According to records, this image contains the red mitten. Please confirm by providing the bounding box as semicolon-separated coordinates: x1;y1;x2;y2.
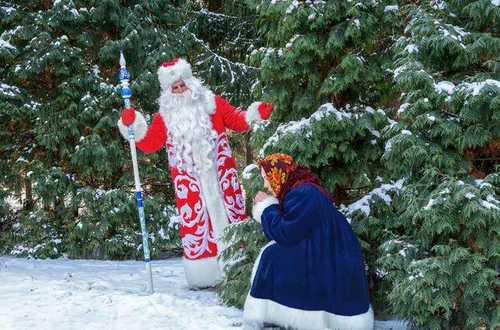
121;108;136;126
258;103;273;120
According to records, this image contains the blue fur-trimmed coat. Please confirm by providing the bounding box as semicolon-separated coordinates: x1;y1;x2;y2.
244;183;374;330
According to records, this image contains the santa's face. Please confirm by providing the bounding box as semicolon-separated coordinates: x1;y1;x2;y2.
171;79;189;95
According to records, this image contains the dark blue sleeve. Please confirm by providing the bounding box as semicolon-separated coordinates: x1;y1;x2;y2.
260;185;323;246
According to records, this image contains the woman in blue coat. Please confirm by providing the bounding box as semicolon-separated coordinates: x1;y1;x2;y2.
244;154;373;330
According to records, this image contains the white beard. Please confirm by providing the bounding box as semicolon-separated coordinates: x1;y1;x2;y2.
159;78;217;176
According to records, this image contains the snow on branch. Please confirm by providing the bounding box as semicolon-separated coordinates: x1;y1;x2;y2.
0;6;16;15
179;24;258;84
344;179;405;218
434;79;500;97
0;38;16;50
0;83;21;97
191;8;240;20
259;103;357;157
242;164;259;180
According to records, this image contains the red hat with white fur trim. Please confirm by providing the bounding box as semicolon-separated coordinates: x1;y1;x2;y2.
157;58;193;91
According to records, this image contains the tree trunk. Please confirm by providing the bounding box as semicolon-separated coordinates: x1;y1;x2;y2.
207;0;224;12
24;177;33;210
245;133;253;166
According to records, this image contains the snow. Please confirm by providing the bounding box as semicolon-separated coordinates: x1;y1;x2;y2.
481;195;499;210
438;23;469;42
401;130;412;135
384;137;395;153
0;83;20;97
481;200;498;210
95;188;119;199
285;0;300;14
80;92;94;103
397;103;410;114
1;6;16;14
384;5;399;12
474;179;492;189
424;198;436;210
0;38;15;50
460;79;500;96
283;0;325;14
242;164;258;180
158;227;169;240
346;180;405;217
10;244;51;256
368;127;381;138
439;188;450;195
492;0;499;6
464;192;475;199
0;257;242;330
285;34;301;49
0;257;408;330
403;44;418;54
169;213;181;228
5;196;22;211
431;0;447;10
259;103;354;157
434;79;500;97
434;81;455;95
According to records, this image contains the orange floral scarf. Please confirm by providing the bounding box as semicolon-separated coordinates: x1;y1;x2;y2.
259;153;335;204
258;153;297;198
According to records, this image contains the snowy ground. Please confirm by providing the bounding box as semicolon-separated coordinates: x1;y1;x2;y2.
0;257;242;330
0;257;408;330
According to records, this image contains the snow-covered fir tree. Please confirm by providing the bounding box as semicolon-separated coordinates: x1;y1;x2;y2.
0;0;188;258
378;1;499;328
0;0;258;259
219;1;499;329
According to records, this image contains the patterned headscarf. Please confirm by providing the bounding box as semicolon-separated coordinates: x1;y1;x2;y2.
258;153;297;198
259;153;336;204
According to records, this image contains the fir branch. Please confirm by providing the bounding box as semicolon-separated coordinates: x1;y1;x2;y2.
180;22;259;72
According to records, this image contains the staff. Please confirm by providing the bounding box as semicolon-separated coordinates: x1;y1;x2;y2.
118;52;154;294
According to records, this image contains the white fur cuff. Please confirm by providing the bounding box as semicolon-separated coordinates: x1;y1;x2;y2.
117;111;147;142
252;196;279;223
245;102;263;125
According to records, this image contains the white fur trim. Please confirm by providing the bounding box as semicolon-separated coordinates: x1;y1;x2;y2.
244;296;374;330
250;241;276;283
183;256;223;288
157;59;193;91
252;196;279;223
206;91;216;114
117;111;147;142
195;155;229;241
245;102;263;125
